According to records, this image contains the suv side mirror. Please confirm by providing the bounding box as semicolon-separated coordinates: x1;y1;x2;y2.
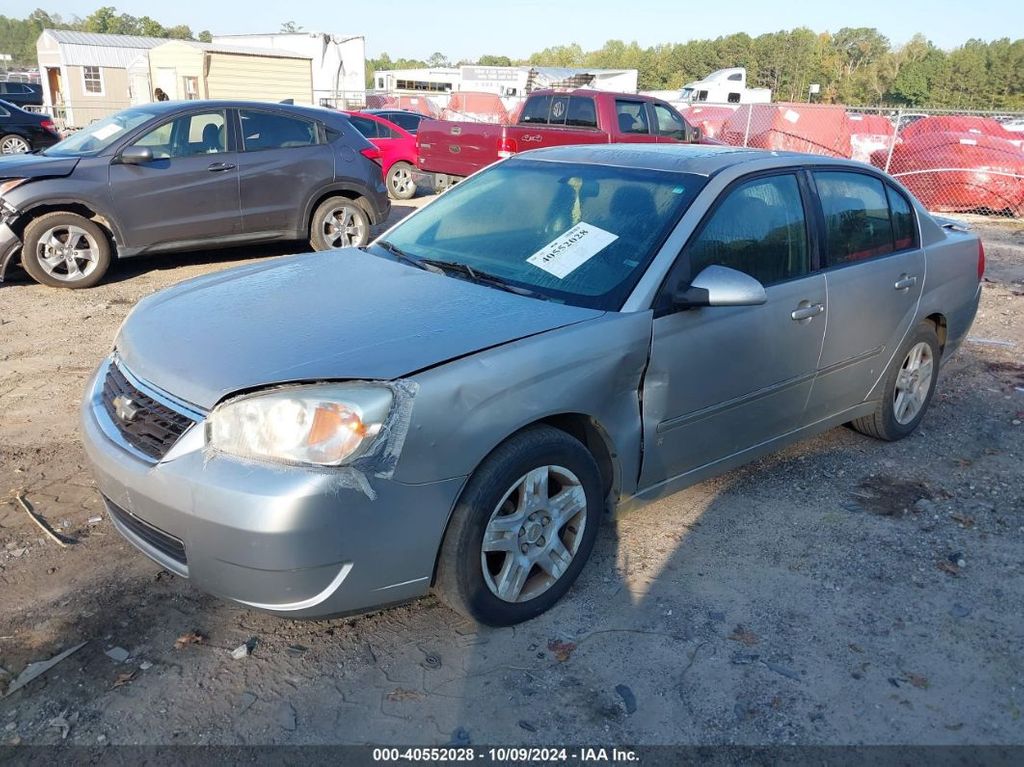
119;145;154;165
672;265;767;308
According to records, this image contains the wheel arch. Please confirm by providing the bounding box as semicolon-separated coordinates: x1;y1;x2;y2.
303;184;378;232
4;202;119;278
923;312;948;354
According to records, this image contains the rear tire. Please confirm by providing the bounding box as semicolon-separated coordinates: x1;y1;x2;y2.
434;426;602;626
850;321;941;441
0;134;31;154
386;162;417;200
309;197;370;250
21;212;112;289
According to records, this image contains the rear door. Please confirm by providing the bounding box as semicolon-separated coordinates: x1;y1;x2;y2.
108;108;241;249
640;172;826;487
235;108;336;237
804;171;925;420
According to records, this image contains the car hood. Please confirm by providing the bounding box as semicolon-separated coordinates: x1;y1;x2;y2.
116;249;605;410
0;152;79;180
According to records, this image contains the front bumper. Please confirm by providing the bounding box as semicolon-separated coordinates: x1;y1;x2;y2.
80;359;465;618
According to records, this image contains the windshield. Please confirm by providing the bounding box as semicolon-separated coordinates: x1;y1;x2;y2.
44;108;159;157
377;158;705;310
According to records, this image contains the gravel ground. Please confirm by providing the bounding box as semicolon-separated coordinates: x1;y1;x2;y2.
0;203;1022;747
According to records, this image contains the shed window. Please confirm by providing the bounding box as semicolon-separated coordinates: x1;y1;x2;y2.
83;66;103;94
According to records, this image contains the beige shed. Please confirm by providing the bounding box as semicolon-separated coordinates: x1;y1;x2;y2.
147;41;313;105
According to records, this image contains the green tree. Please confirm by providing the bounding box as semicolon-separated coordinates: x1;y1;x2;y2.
477;54;512;67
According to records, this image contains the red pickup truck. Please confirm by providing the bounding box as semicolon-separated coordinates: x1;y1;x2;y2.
416;89;706;188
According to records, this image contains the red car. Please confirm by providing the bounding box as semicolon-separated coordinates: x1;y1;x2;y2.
343;111;419;200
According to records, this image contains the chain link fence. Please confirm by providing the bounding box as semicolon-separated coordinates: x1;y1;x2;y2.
678;103;1024;218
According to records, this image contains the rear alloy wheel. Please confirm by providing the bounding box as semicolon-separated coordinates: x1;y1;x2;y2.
21;212;112;288
310;197;370;250
386;162;417;200
0;134;31;154
850;321;941;441
434;426;602;626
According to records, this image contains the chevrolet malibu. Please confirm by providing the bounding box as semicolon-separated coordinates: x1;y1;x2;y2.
81;145;983;626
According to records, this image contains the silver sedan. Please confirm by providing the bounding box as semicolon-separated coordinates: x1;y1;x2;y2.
81;145;983;625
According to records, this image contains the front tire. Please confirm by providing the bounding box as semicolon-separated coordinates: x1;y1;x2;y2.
21;212;112;288
850;321;941;441
434;426;603;626
386;162;417;200
309;197;370;250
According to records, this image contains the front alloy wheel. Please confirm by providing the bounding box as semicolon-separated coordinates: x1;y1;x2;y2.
434;425;602;626
481;465;587;603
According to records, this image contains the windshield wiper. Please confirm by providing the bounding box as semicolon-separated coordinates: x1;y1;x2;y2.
419;258;551;301
372;240;442;274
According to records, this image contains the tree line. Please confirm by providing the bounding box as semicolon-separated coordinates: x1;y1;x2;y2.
371;29;1024;110
3;9;1021;109
0;7;212;67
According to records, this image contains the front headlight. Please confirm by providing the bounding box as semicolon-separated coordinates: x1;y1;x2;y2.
208;384;394;466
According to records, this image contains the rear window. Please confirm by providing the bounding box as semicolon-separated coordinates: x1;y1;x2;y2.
519;95;551;124
815;171;898;265
517;95;597;129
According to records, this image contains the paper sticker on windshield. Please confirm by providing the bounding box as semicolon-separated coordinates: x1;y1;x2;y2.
527;222;618;279
92;124;124;140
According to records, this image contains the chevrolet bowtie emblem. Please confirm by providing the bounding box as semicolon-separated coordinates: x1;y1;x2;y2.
112;394;140;423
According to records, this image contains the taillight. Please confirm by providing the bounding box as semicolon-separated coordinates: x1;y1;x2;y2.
977;239;985;282
360;147;382;166
41;119;57;134
497;136;518;159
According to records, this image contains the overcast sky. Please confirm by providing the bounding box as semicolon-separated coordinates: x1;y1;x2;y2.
7;0;1017;61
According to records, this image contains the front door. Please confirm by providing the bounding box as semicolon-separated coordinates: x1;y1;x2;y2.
640;172;826;489
804;171;926;420
108;109;241;250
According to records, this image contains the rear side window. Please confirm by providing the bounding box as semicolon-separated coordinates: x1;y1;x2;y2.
565;97;597;128
887;186;917;251
389;113;422;133
615;100;650;134
519;95;551;124
815;171;898;265
239;110;318;151
688;174;809;286
347;114;379;139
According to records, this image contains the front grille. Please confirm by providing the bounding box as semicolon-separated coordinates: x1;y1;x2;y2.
101;364;195;461
105;497;188;565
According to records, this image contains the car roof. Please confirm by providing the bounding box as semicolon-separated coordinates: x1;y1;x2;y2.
123;99;346;122
516;143;873;176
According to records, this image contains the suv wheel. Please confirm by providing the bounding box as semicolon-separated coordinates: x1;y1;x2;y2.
434;426;602;626
310;197;370;250
21;212;112;288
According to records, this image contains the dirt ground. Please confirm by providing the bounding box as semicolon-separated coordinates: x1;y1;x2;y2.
1;202;1022;747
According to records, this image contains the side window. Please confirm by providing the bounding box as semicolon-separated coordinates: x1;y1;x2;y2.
652;104;685;138
392;113;421;133
696;90;709;102
688;174;809;286
565;97;597;128
347;115;379;139
132;111;226;158
519;95;551;124
239;110;318;151
377;123;397;139
615;100;650;134
727;92;741;104
887;185;917;251
815;171;895;265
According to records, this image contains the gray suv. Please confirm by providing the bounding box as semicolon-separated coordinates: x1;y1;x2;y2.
0;100;390;288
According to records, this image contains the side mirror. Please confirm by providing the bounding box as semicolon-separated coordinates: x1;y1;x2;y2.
672;265;767;308
689;126;702;143
119;145;153;165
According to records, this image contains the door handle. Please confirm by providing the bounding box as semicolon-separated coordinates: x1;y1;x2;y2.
791;303;824;321
894;274;918;290
207;162;236;172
